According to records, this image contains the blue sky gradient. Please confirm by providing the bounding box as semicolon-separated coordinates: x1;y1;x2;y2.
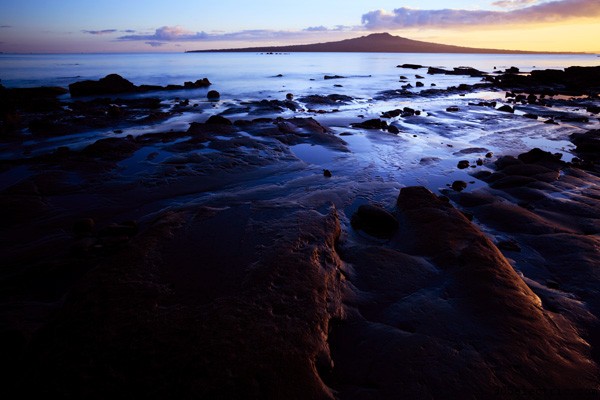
1;0;599;52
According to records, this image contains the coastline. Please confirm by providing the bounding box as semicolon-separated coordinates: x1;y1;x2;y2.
1;62;600;398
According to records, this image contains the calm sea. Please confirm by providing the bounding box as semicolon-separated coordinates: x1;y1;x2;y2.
1;52;598;100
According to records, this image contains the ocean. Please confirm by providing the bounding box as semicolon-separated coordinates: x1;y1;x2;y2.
1;52;598;98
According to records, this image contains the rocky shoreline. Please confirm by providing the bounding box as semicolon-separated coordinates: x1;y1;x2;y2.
1;65;599;399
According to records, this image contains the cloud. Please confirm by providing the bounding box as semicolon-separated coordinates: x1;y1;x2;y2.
492;0;540;8
145;41;166;47
117;25;353;45
304;26;328;32
122;29;136;33
118;26;208;41
362;0;600;29
83;29;118;35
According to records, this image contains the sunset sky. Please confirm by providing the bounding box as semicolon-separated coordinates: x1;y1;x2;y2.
1;0;599;53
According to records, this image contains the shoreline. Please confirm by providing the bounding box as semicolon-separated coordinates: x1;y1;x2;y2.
1;64;599;398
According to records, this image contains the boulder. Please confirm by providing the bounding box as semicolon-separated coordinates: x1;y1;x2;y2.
207;90;220;100
69;74;136;97
352;119;388;130
351;204;399;238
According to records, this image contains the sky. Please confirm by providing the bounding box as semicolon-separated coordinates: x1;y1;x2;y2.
0;0;599;53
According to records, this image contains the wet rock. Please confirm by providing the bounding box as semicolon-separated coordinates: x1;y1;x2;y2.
485;152;493;158
73;218;95;237
286;93;294;100
451;181;468;192
446;106;460;112
387;125;400;134
323;169;332;178
505;66;519;74
587;105;600;114
527;93;537;104
351;119;388;130
69;74;136;96
570;129;600;162
207;90;220;100
415;75;424;79
351;204;399;238
82;137;139;160
298;94;353;106
416;82;424;87
497;105;514;113
523;113;538;119
497;240;521;252
398;64;423;69
205;115;232;125
457;160;470;169
324;75;345;80
518;148;563;167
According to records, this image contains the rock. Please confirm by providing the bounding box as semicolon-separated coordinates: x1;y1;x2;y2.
324;75;345;80
398;64;422;69
351;119;388;130
497;105;514;113
205;115;232;125
485;152;494;158
286;93;294;100
446;106;460;112
73;218;95;236
517;148;563;166
69;74;136;96
570;129;600;161
415;75;424;79
523;113;538;119
387;125;400;134
451;181;468;192
497;240;521;252
207;90;220;100
416;82;424;87
527;94;537;104
505;66;519;73
351;204;399;238
323;169;332;178
457;160;470;169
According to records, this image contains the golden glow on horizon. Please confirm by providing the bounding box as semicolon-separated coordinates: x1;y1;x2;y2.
395;20;600;53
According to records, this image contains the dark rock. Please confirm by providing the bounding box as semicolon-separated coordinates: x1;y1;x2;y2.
98;220;138;238
416;82;424;87
207;90;220;100
73;218;95;236
205;115;232;125
352;119;388;130
497;240;521;252
523;113;538;119
324;75;345;80
527;94;537;103
415;75;424;79
485;152;494;158
497;105;514;113
587;105;600;114
457;160;470;169
387;125;400;134
351;204;399;238
446;106;460;112
544;119;558;125
517;148;563;165
570;129;600;161
505;66;519;74
286;93;294;100
69;74;136;96
451;181;468;192
323;169;332;178
398;64;422;69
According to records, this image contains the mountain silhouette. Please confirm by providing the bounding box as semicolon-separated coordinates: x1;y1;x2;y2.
188;32;555;54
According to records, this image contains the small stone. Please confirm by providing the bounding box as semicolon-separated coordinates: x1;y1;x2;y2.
388;125;400;134
286;93;294;100
446;106;460;112
457;160;470;169
485;152;494;158
451;181;468;192
207;90;220;100
323;169;332;178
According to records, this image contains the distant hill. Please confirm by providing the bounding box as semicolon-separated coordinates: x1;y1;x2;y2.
188;32;563;54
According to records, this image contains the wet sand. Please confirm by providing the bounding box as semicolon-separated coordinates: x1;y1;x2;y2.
1;66;599;399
